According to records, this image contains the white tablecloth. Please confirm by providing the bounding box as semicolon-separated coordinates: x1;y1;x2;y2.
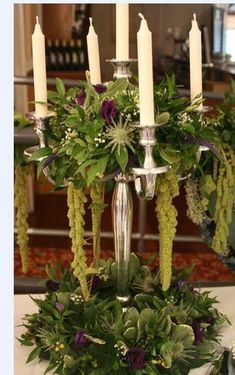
14;287;235;375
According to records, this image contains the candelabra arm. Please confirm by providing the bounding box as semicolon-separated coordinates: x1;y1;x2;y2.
24;112;56;185
131;124;169;200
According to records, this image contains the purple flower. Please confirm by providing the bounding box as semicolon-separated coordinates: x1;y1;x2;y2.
177;280;187;290
126;347;146;370
94;84;107;94
55;302;64;312
101;99;117;123
75;89;86;106
90;275;101;292
46;280;59;292
192;316;214;346
192;320;203;345
74;330;87;348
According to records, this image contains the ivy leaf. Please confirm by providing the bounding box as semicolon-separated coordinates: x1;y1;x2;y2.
47;90;59;102
17;337;34;346
55;166;66;187
123;327;137;341
28;146;52;162
45;361;59;374
87;156;108;186
104;78;129;98
26;346;41;363
159;149;180;165
115;147;128;172
65;116;79;129
156;112;170;126
128;252;140;280
199;175;216;196
74;149;88;165
56;78;66;97
182;123;195;134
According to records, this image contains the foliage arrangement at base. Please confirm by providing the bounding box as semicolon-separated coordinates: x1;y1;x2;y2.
19;254;228;375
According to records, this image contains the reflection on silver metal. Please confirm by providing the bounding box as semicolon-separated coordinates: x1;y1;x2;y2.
107;59;137;79
131;124;169;200
112;174;133;304
25;112;56;185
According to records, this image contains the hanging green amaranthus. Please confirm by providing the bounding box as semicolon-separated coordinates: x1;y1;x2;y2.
14;165;30;273
212;151;235;255
90;181;105;267
67;182;90;301
155;169;179;291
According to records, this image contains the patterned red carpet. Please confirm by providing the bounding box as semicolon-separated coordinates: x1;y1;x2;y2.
15;247;235;283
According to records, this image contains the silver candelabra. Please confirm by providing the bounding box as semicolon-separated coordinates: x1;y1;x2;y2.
25;59;191;306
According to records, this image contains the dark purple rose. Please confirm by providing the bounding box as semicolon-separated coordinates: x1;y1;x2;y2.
75;330;87;348
46;280;59;292
55;302;64;312
101;99;117;123
192;320;203;345
200;316;214;326
75;89;86;106
192;316;214;346
94;84;107;94
126;347;145;370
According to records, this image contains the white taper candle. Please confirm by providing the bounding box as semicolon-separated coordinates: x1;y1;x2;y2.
189;13;203;110
116;4;129;60
86;18;101;85
32;16;48;116
137;13;155;125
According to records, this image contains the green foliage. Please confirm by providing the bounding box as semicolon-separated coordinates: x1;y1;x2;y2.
32;74;220;189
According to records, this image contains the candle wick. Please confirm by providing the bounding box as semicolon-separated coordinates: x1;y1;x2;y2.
138;13;145;21
89;17;93;26
36;16;39;24
193;13;196;21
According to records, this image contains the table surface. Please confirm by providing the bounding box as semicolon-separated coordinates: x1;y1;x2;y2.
14;287;235;375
